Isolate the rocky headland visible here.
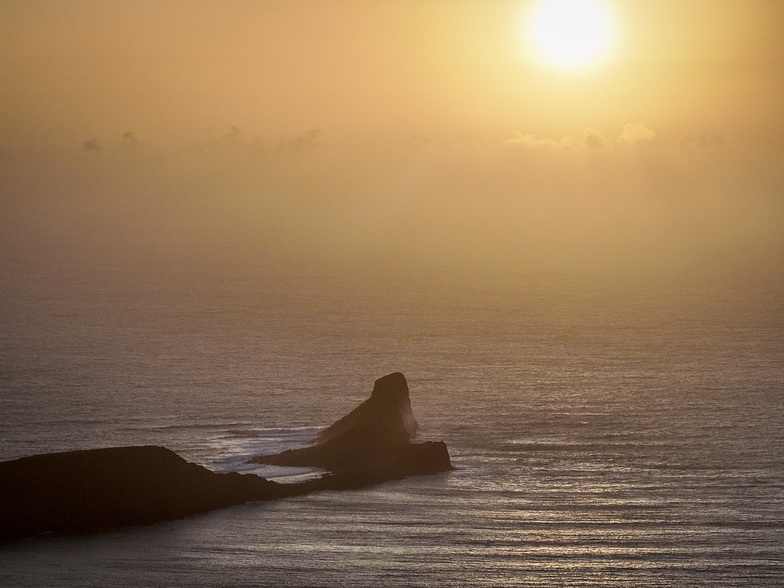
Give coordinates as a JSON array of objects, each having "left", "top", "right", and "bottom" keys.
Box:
[
  {"left": 0, "top": 445, "right": 286, "bottom": 540},
  {"left": 0, "top": 373, "right": 451, "bottom": 541},
  {"left": 249, "top": 372, "right": 451, "bottom": 480}
]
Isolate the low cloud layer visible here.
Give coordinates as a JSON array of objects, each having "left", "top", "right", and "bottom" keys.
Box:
[
  {"left": 617, "top": 123, "right": 656, "bottom": 146},
  {"left": 2, "top": 125, "right": 782, "bottom": 286}
]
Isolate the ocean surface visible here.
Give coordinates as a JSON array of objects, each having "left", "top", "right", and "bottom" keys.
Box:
[{"left": 1, "top": 266, "right": 783, "bottom": 587}]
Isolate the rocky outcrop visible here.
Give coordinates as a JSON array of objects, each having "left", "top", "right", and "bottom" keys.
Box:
[
  {"left": 315, "top": 372, "right": 419, "bottom": 445},
  {"left": 249, "top": 372, "right": 452, "bottom": 479},
  {"left": 0, "top": 373, "right": 451, "bottom": 541},
  {"left": 0, "top": 445, "right": 286, "bottom": 540}
]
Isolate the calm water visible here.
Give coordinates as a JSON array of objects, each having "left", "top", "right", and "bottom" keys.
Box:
[{"left": 1, "top": 266, "right": 783, "bottom": 586}]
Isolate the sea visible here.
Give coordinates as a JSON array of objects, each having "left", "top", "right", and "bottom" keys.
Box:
[{"left": 1, "top": 264, "right": 783, "bottom": 587}]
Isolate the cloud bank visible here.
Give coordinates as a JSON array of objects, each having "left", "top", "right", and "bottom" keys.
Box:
[{"left": 2, "top": 126, "right": 782, "bottom": 286}]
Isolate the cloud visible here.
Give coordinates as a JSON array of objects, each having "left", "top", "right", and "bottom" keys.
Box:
[
  {"left": 503, "top": 129, "right": 610, "bottom": 151},
  {"left": 3, "top": 125, "right": 783, "bottom": 283},
  {"left": 81, "top": 137, "right": 103, "bottom": 152},
  {"left": 120, "top": 131, "right": 144, "bottom": 153},
  {"left": 277, "top": 129, "right": 321, "bottom": 152},
  {"left": 503, "top": 131, "right": 561, "bottom": 150},
  {"left": 698, "top": 130, "right": 725, "bottom": 148},
  {"left": 505, "top": 125, "right": 660, "bottom": 152},
  {"left": 581, "top": 129, "right": 608, "bottom": 150},
  {"left": 617, "top": 123, "right": 656, "bottom": 146},
  {"left": 122, "top": 131, "right": 140, "bottom": 145}
]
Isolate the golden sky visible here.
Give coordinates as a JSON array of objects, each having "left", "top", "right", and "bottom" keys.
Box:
[
  {"left": 2, "top": 0, "right": 783, "bottom": 144},
  {"left": 2, "top": 0, "right": 783, "bottom": 281}
]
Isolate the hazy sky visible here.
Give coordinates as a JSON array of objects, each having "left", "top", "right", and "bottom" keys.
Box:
[
  {"left": 3, "top": 0, "right": 784, "bottom": 144},
  {"left": 2, "top": 0, "right": 783, "bottom": 281}
]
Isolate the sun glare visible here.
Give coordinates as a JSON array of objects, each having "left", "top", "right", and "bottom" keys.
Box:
[{"left": 525, "top": 0, "right": 617, "bottom": 72}]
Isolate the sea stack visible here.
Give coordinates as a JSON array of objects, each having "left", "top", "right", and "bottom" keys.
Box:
[
  {"left": 316, "top": 372, "right": 419, "bottom": 445},
  {"left": 250, "top": 372, "right": 452, "bottom": 479}
]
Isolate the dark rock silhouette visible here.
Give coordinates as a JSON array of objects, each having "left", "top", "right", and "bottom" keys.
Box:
[
  {"left": 0, "top": 445, "right": 286, "bottom": 540},
  {"left": 317, "top": 372, "right": 418, "bottom": 444},
  {"left": 0, "top": 373, "right": 451, "bottom": 541},
  {"left": 249, "top": 372, "right": 452, "bottom": 479}
]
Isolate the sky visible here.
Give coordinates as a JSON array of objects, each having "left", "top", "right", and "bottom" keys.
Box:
[{"left": 2, "top": 0, "right": 783, "bottom": 284}]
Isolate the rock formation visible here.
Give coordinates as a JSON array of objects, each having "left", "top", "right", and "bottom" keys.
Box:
[
  {"left": 249, "top": 372, "right": 452, "bottom": 480},
  {"left": 316, "top": 371, "right": 419, "bottom": 444},
  {"left": 0, "top": 373, "right": 451, "bottom": 541},
  {"left": 0, "top": 445, "right": 286, "bottom": 540}
]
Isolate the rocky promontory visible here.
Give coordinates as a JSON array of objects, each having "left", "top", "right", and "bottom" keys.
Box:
[
  {"left": 0, "top": 373, "right": 451, "bottom": 541},
  {"left": 0, "top": 445, "right": 285, "bottom": 540},
  {"left": 249, "top": 372, "right": 452, "bottom": 480}
]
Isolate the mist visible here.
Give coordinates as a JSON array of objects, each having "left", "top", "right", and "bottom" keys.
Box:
[
  {"left": 2, "top": 0, "right": 783, "bottom": 296},
  {"left": 2, "top": 126, "right": 782, "bottom": 294}
]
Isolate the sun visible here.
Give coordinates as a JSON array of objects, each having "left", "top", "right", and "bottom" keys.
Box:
[{"left": 524, "top": 0, "right": 617, "bottom": 72}]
